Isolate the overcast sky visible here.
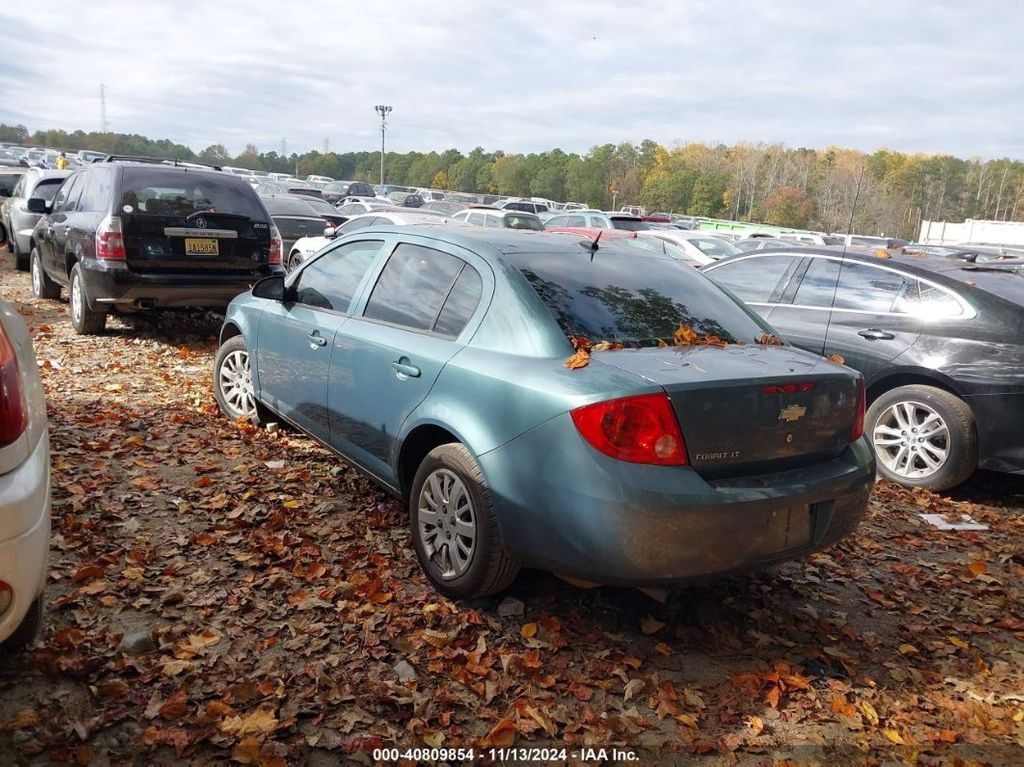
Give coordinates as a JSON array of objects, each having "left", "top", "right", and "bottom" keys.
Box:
[{"left": 2, "top": 1, "right": 1022, "bottom": 160}]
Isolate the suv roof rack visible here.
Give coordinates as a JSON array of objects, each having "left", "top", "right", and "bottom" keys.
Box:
[{"left": 101, "top": 155, "right": 222, "bottom": 171}]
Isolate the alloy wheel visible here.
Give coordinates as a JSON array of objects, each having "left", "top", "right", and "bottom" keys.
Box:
[
  {"left": 872, "top": 400, "right": 950, "bottom": 479},
  {"left": 32, "top": 257, "right": 42, "bottom": 296},
  {"left": 218, "top": 350, "right": 256, "bottom": 416},
  {"left": 70, "top": 273, "right": 83, "bottom": 326},
  {"left": 418, "top": 468, "right": 477, "bottom": 580}
]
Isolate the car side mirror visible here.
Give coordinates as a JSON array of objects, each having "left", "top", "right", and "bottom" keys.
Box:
[
  {"left": 323, "top": 226, "right": 336, "bottom": 239},
  {"left": 252, "top": 274, "right": 285, "bottom": 301},
  {"left": 27, "top": 197, "right": 49, "bottom": 214}
]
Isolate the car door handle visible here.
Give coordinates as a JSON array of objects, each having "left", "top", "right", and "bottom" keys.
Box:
[
  {"left": 858, "top": 329, "right": 895, "bottom": 340},
  {"left": 392, "top": 359, "right": 421, "bottom": 378},
  {"left": 307, "top": 331, "right": 328, "bottom": 348}
]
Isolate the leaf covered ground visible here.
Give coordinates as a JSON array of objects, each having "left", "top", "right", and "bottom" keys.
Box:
[{"left": 0, "top": 256, "right": 1022, "bottom": 765}]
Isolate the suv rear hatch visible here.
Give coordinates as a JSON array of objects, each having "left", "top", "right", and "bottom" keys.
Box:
[
  {"left": 119, "top": 167, "right": 271, "bottom": 274},
  {"left": 595, "top": 345, "right": 860, "bottom": 477}
]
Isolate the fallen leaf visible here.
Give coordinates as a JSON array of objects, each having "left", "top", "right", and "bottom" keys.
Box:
[
  {"left": 520, "top": 623, "right": 537, "bottom": 638},
  {"left": 640, "top": 615, "right": 666, "bottom": 635},
  {"left": 564, "top": 348, "right": 590, "bottom": 369},
  {"left": 673, "top": 324, "right": 698, "bottom": 346},
  {"left": 827, "top": 353, "right": 845, "bottom": 365},
  {"left": 858, "top": 701, "right": 879, "bottom": 727},
  {"left": 674, "top": 713, "right": 699, "bottom": 729},
  {"left": 484, "top": 718, "right": 516, "bottom": 748},
  {"left": 745, "top": 715, "right": 764, "bottom": 736},
  {"left": 968, "top": 561, "right": 988, "bottom": 575}
]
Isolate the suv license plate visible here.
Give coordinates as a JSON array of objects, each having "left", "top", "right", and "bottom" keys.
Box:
[{"left": 185, "top": 238, "right": 219, "bottom": 256}]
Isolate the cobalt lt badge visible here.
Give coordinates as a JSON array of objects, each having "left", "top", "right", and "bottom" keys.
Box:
[{"left": 779, "top": 404, "right": 807, "bottom": 423}]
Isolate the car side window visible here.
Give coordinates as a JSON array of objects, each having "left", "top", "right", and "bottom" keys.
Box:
[
  {"left": 792, "top": 257, "right": 842, "bottom": 307},
  {"left": 363, "top": 243, "right": 465, "bottom": 331},
  {"left": 562, "top": 215, "right": 586, "bottom": 227},
  {"left": 590, "top": 217, "right": 609, "bottom": 229},
  {"left": 832, "top": 261, "right": 907, "bottom": 313},
  {"left": 484, "top": 214, "right": 501, "bottom": 228},
  {"left": 546, "top": 215, "right": 567, "bottom": 227},
  {"left": 293, "top": 240, "right": 385, "bottom": 312},
  {"left": 708, "top": 255, "right": 800, "bottom": 303},
  {"left": 433, "top": 265, "right": 483, "bottom": 338},
  {"left": 894, "top": 280, "right": 964, "bottom": 317},
  {"left": 467, "top": 212, "right": 486, "bottom": 226}
]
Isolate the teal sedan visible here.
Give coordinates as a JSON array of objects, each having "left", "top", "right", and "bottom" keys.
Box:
[{"left": 214, "top": 227, "right": 874, "bottom": 599}]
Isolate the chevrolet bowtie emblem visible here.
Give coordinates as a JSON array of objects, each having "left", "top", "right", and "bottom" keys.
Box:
[{"left": 779, "top": 405, "right": 807, "bottom": 422}]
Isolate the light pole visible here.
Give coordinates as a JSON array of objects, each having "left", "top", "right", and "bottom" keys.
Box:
[{"left": 375, "top": 105, "right": 392, "bottom": 187}]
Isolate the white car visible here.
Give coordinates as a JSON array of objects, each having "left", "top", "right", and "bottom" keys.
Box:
[
  {"left": 0, "top": 300, "right": 50, "bottom": 650},
  {"left": 636, "top": 230, "right": 742, "bottom": 264},
  {"left": 286, "top": 209, "right": 446, "bottom": 271}
]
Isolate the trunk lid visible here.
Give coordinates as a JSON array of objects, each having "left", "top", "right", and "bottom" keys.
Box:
[{"left": 594, "top": 345, "right": 860, "bottom": 476}]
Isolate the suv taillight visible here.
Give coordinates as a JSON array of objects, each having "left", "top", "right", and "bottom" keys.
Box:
[
  {"left": 571, "top": 393, "right": 687, "bottom": 465},
  {"left": 269, "top": 226, "right": 283, "bottom": 266},
  {"left": 851, "top": 378, "right": 866, "bottom": 441},
  {"left": 0, "top": 322, "right": 27, "bottom": 448},
  {"left": 96, "top": 215, "right": 126, "bottom": 260}
]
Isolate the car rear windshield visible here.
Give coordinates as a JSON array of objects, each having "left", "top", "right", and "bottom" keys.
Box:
[
  {"left": 273, "top": 216, "right": 327, "bottom": 240},
  {"left": 514, "top": 249, "right": 770, "bottom": 347},
  {"left": 119, "top": 168, "right": 265, "bottom": 220},
  {"left": 31, "top": 178, "right": 65, "bottom": 202},
  {"left": 611, "top": 218, "right": 649, "bottom": 231},
  {"left": 504, "top": 214, "right": 544, "bottom": 231}
]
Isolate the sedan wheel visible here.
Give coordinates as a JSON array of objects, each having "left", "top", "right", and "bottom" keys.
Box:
[
  {"left": 213, "top": 335, "right": 267, "bottom": 424},
  {"left": 410, "top": 443, "right": 519, "bottom": 599},
  {"left": 30, "top": 249, "right": 60, "bottom": 300},
  {"left": 418, "top": 469, "right": 477, "bottom": 580},
  {"left": 287, "top": 251, "right": 303, "bottom": 272},
  {"left": 866, "top": 384, "right": 976, "bottom": 491}
]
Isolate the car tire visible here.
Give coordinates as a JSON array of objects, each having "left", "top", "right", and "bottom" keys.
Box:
[
  {"left": 30, "top": 248, "right": 60, "bottom": 300},
  {"left": 69, "top": 262, "right": 107, "bottom": 335},
  {"left": 213, "top": 335, "right": 268, "bottom": 424},
  {"left": 409, "top": 443, "right": 520, "bottom": 599},
  {"left": 866, "top": 384, "right": 977, "bottom": 491},
  {"left": 10, "top": 235, "right": 28, "bottom": 271},
  {"left": 287, "top": 251, "right": 303, "bottom": 273},
  {"left": 2, "top": 593, "right": 44, "bottom": 651}
]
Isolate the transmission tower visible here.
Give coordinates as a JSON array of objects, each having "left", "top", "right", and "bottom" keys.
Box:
[{"left": 100, "top": 84, "right": 110, "bottom": 132}]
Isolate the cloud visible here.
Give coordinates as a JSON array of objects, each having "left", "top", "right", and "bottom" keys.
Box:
[{"left": 1, "top": 0, "right": 1022, "bottom": 159}]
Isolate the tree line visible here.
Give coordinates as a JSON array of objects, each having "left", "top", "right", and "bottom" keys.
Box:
[{"left": 3, "top": 122, "right": 1022, "bottom": 238}]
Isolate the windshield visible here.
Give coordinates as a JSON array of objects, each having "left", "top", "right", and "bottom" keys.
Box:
[
  {"left": 513, "top": 250, "right": 770, "bottom": 347},
  {"left": 121, "top": 168, "right": 266, "bottom": 220},
  {"left": 504, "top": 214, "right": 544, "bottom": 231},
  {"left": 31, "top": 178, "right": 65, "bottom": 202},
  {"left": 689, "top": 237, "right": 741, "bottom": 258},
  {"left": 610, "top": 218, "right": 649, "bottom": 231}
]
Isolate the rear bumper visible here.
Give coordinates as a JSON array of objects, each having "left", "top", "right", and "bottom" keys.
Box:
[
  {"left": 477, "top": 413, "right": 875, "bottom": 585},
  {"left": 81, "top": 259, "right": 283, "bottom": 310},
  {"left": 0, "top": 433, "right": 50, "bottom": 643}
]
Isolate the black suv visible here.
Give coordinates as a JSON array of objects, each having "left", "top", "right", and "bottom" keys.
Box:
[{"left": 27, "top": 159, "right": 284, "bottom": 334}]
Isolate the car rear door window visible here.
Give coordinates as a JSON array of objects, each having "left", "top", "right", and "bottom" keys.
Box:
[
  {"left": 294, "top": 240, "right": 385, "bottom": 312},
  {"left": 894, "top": 280, "right": 964, "bottom": 317},
  {"left": 708, "top": 254, "right": 800, "bottom": 303},
  {"left": 467, "top": 212, "right": 486, "bottom": 226},
  {"left": 793, "top": 257, "right": 842, "bottom": 307},
  {"left": 54, "top": 174, "right": 84, "bottom": 212},
  {"left": 832, "top": 261, "right": 907, "bottom": 313},
  {"left": 433, "top": 266, "right": 483, "bottom": 338},
  {"left": 363, "top": 244, "right": 465, "bottom": 331}
]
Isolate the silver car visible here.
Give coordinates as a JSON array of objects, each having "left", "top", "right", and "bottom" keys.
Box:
[
  {"left": 0, "top": 300, "right": 50, "bottom": 649},
  {"left": 2, "top": 169, "right": 70, "bottom": 271}
]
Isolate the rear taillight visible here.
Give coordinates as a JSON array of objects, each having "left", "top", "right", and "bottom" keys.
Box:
[
  {"left": 571, "top": 393, "right": 687, "bottom": 465},
  {"left": 0, "top": 322, "right": 27, "bottom": 448},
  {"left": 851, "top": 378, "right": 866, "bottom": 441},
  {"left": 269, "top": 226, "right": 283, "bottom": 265},
  {"left": 95, "top": 215, "right": 125, "bottom": 260}
]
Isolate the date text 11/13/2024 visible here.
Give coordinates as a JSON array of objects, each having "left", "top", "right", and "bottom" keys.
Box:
[{"left": 372, "top": 747, "right": 640, "bottom": 762}]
